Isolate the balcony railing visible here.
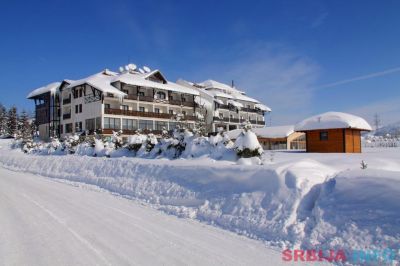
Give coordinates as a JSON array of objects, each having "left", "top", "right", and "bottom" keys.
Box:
[
  {"left": 219, "top": 104, "right": 230, "bottom": 110},
  {"left": 257, "top": 120, "right": 265, "bottom": 125},
  {"left": 63, "top": 98, "right": 71, "bottom": 105},
  {"left": 102, "top": 128, "right": 163, "bottom": 135},
  {"left": 169, "top": 100, "right": 195, "bottom": 107},
  {"left": 105, "top": 108, "right": 173, "bottom": 119},
  {"left": 63, "top": 113, "right": 71, "bottom": 120}
]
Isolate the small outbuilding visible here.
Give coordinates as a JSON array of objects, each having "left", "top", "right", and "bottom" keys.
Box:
[
  {"left": 227, "top": 125, "right": 306, "bottom": 150},
  {"left": 294, "top": 112, "right": 372, "bottom": 153}
]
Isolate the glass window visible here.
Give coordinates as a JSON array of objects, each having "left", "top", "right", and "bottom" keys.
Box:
[
  {"left": 122, "top": 119, "right": 137, "bottom": 130},
  {"left": 320, "top": 131, "right": 328, "bottom": 141},
  {"left": 105, "top": 104, "right": 110, "bottom": 109},
  {"left": 169, "top": 122, "right": 177, "bottom": 130},
  {"left": 139, "top": 106, "right": 145, "bottom": 112},
  {"left": 104, "top": 117, "right": 120, "bottom": 129},
  {"left": 169, "top": 110, "right": 173, "bottom": 114},
  {"left": 154, "top": 108, "right": 160, "bottom": 113},
  {"left": 85, "top": 118, "right": 95, "bottom": 131},
  {"left": 139, "top": 120, "right": 153, "bottom": 130},
  {"left": 95, "top": 117, "right": 101, "bottom": 130},
  {"left": 155, "top": 121, "right": 167, "bottom": 131},
  {"left": 156, "top": 91, "right": 166, "bottom": 99},
  {"left": 65, "top": 123, "right": 73, "bottom": 133},
  {"left": 122, "top": 105, "right": 129, "bottom": 111}
]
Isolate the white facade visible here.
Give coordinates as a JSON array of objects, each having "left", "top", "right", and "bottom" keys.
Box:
[
  {"left": 28, "top": 64, "right": 272, "bottom": 139},
  {"left": 177, "top": 79, "right": 271, "bottom": 132}
]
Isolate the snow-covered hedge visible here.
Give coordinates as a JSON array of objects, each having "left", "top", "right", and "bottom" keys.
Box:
[{"left": 12, "top": 127, "right": 243, "bottom": 161}]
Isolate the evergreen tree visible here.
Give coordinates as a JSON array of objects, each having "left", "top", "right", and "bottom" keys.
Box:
[
  {"left": 17, "top": 110, "right": 31, "bottom": 140},
  {"left": 6, "top": 106, "right": 18, "bottom": 137},
  {"left": 0, "top": 103, "right": 6, "bottom": 136}
]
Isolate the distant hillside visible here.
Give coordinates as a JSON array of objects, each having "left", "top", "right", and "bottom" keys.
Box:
[{"left": 375, "top": 121, "right": 400, "bottom": 137}]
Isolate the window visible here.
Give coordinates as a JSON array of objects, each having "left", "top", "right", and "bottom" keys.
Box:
[
  {"left": 154, "top": 108, "right": 160, "bottom": 113},
  {"left": 75, "top": 122, "right": 82, "bottom": 132},
  {"left": 320, "top": 131, "right": 328, "bottom": 141},
  {"left": 156, "top": 91, "right": 166, "bottom": 99},
  {"left": 65, "top": 123, "right": 73, "bottom": 133},
  {"left": 169, "top": 122, "right": 177, "bottom": 130},
  {"left": 107, "top": 93, "right": 114, "bottom": 97},
  {"left": 75, "top": 104, "right": 82, "bottom": 113},
  {"left": 122, "top": 119, "right": 137, "bottom": 130},
  {"left": 105, "top": 104, "right": 110, "bottom": 109},
  {"left": 138, "top": 91, "right": 145, "bottom": 97},
  {"left": 182, "top": 97, "right": 186, "bottom": 102},
  {"left": 95, "top": 117, "right": 101, "bottom": 130},
  {"left": 182, "top": 111, "right": 186, "bottom": 116},
  {"left": 169, "top": 110, "right": 173, "bottom": 115},
  {"left": 104, "top": 117, "right": 120, "bottom": 129},
  {"left": 60, "top": 124, "right": 63, "bottom": 134},
  {"left": 139, "top": 120, "right": 153, "bottom": 130},
  {"left": 122, "top": 105, "right": 129, "bottom": 111},
  {"left": 85, "top": 118, "right": 95, "bottom": 131},
  {"left": 155, "top": 121, "right": 167, "bottom": 131},
  {"left": 139, "top": 106, "right": 145, "bottom": 112},
  {"left": 79, "top": 89, "right": 83, "bottom": 98}
]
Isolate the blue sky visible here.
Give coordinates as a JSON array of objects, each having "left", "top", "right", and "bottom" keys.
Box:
[{"left": 1, "top": 0, "right": 400, "bottom": 126}]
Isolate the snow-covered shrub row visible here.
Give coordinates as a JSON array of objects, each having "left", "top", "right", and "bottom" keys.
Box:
[
  {"left": 362, "top": 134, "right": 400, "bottom": 148},
  {"left": 12, "top": 124, "right": 264, "bottom": 161}
]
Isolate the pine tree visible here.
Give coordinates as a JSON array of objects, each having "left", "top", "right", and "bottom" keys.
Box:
[
  {"left": 0, "top": 103, "right": 6, "bottom": 136},
  {"left": 17, "top": 110, "right": 31, "bottom": 140},
  {"left": 6, "top": 106, "right": 18, "bottom": 137}
]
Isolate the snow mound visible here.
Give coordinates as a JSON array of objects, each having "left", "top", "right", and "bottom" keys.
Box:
[{"left": 295, "top": 111, "right": 372, "bottom": 131}]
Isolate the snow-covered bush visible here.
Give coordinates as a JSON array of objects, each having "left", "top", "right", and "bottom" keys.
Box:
[
  {"left": 234, "top": 123, "right": 263, "bottom": 158},
  {"left": 126, "top": 131, "right": 146, "bottom": 152},
  {"left": 137, "top": 133, "right": 158, "bottom": 157},
  {"left": 209, "top": 127, "right": 235, "bottom": 159},
  {"left": 62, "top": 134, "right": 81, "bottom": 154}
]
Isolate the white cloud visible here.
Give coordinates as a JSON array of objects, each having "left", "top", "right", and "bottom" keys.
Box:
[{"left": 192, "top": 42, "right": 320, "bottom": 125}]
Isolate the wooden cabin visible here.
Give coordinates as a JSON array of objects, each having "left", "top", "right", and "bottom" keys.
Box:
[{"left": 294, "top": 112, "right": 372, "bottom": 153}]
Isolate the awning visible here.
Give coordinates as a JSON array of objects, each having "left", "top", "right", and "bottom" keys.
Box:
[{"left": 227, "top": 100, "right": 244, "bottom": 108}]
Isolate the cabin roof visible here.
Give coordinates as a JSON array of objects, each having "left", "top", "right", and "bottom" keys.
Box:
[{"left": 294, "top": 112, "right": 372, "bottom": 131}]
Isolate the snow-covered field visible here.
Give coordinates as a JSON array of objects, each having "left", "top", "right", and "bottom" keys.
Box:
[{"left": 0, "top": 139, "right": 399, "bottom": 265}]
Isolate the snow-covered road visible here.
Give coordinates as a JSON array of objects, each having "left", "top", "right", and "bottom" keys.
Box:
[{"left": 0, "top": 166, "right": 290, "bottom": 266}]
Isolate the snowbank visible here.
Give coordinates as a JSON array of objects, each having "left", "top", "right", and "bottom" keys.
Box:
[{"left": 0, "top": 140, "right": 398, "bottom": 264}]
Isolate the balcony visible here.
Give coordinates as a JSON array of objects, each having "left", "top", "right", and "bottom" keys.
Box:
[
  {"left": 230, "top": 118, "right": 240, "bottom": 123},
  {"left": 241, "top": 107, "right": 258, "bottom": 113},
  {"left": 169, "top": 100, "right": 195, "bottom": 107},
  {"left": 257, "top": 120, "right": 265, "bottom": 125},
  {"left": 63, "top": 98, "right": 71, "bottom": 105},
  {"left": 185, "top": 115, "right": 197, "bottom": 121},
  {"left": 104, "top": 108, "right": 173, "bottom": 119},
  {"left": 219, "top": 104, "right": 230, "bottom": 110},
  {"left": 249, "top": 120, "right": 257, "bottom": 124},
  {"left": 63, "top": 113, "right": 71, "bottom": 120},
  {"left": 102, "top": 128, "right": 163, "bottom": 135}
]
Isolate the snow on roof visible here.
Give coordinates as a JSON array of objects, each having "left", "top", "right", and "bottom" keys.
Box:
[
  {"left": 294, "top": 112, "right": 372, "bottom": 131},
  {"left": 227, "top": 125, "right": 295, "bottom": 139},
  {"left": 114, "top": 72, "right": 199, "bottom": 96},
  {"left": 27, "top": 82, "right": 61, "bottom": 99},
  {"left": 233, "top": 94, "right": 259, "bottom": 103},
  {"left": 255, "top": 103, "right": 272, "bottom": 112},
  {"left": 227, "top": 99, "right": 244, "bottom": 108},
  {"left": 214, "top": 99, "right": 224, "bottom": 105},
  {"left": 199, "top": 80, "right": 242, "bottom": 93},
  {"left": 67, "top": 71, "right": 126, "bottom": 98}
]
